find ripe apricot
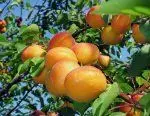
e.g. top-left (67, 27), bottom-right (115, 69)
top-left (33, 67), bottom-right (50, 84)
top-left (45, 60), bottom-right (79, 96)
top-left (111, 14), bottom-right (131, 34)
top-left (119, 103), bottom-right (141, 116)
top-left (0, 20), bottom-right (6, 28)
top-left (48, 32), bottom-right (76, 50)
top-left (65, 66), bottom-right (107, 102)
top-left (45, 47), bottom-right (78, 70)
top-left (21, 44), bottom-right (45, 62)
top-left (31, 110), bottom-right (45, 116)
top-left (98, 54), bottom-right (110, 68)
top-left (71, 43), bottom-right (99, 65)
top-left (0, 27), bottom-right (6, 33)
top-left (101, 26), bottom-right (123, 45)
top-left (132, 24), bottom-right (146, 43)
top-left (85, 6), bottom-right (105, 29)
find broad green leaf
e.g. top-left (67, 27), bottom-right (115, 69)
top-left (73, 101), bottom-right (90, 115)
top-left (140, 22), bottom-right (150, 42)
top-left (15, 43), bottom-right (26, 53)
top-left (0, 34), bottom-right (6, 41)
top-left (128, 45), bottom-right (150, 76)
top-left (136, 77), bottom-right (149, 86)
top-left (109, 112), bottom-right (126, 116)
top-left (119, 83), bottom-right (134, 93)
top-left (92, 83), bottom-right (120, 116)
top-left (21, 24), bottom-right (40, 40)
top-left (142, 70), bottom-right (150, 80)
top-left (30, 60), bottom-right (45, 77)
top-left (96, 0), bottom-right (150, 16)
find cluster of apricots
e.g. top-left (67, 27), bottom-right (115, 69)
top-left (21, 31), bottom-right (110, 103)
top-left (0, 20), bottom-right (6, 33)
top-left (85, 6), bottom-right (146, 44)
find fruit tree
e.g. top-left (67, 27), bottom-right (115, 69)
top-left (0, 0), bottom-right (150, 116)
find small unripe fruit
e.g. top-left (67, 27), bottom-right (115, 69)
top-left (98, 54), bottom-right (110, 68)
top-left (33, 67), bottom-right (49, 84)
top-left (131, 94), bottom-right (143, 102)
top-left (71, 43), bottom-right (99, 65)
top-left (65, 66), bottom-right (107, 102)
top-left (119, 103), bottom-right (141, 116)
top-left (85, 6), bottom-right (105, 29)
top-left (101, 26), bottom-right (123, 45)
top-left (132, 24), bottom-right (146, 43)
top-left (111, 14), bottom-right (131, 34)
top-left (45, 47), bottom-right (78, 70)
top-left (48, 32), bottom-right (76, 50)
top-left (21, 45), bottom-right (45, 62)
top-left (45, 60), bottom-right (80, 96)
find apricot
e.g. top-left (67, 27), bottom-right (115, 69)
top-left (131, 94), bottom-right (143, 102)
top-left (0, 27), bottom-right (6, 33)
top-left (21, 44), bottom-right (45, 62)
top-left (101, 26), bottom-right (123, 45)
top-left (45, 60), bottom-right (80, 96)
top-left (31, 110), bottom-right (45, 116)
top-left (119, 103), bottom-right (141, 116)
top-left (85, 6), bottom-right (105, 29)
top-left (48, 32), bottom-right (76, 50)
top-left (71, 43), bottom-right (99, 65)
top-left (47, 112), bottom-right (58, 116)
top-left (65, 66), bottom-right (107, 102)
top-left (98, 54), bottom-right (110, 68)
top-left (45, 47), bottom-right (78, 69)
top-left (0, 20), bottom-right (6, 28)
top-left (132, 24), bottom-right (146, 43)
top-left (33, 67), bottom-right (50, 84)
top-left (111, 14), bottom-right (131, 34)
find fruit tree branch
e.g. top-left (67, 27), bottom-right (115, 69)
top-left (0, 71), bottom-right (29, 98)
top-left (6, 85), bottom-right (35, 116)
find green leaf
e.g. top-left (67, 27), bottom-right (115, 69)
top-left (109, 112), bottom-right (126, 116)
top-left (140, 22), bottom-right (150, 42)
top-left (0, 34), bottom-right (7, 41)
top-left (15, 43), bottom-right (27, 53)
top-left (136, 77), bottom-right (149, 86)
top-left (73, 101), bottom-right (90, 115)
top-left (119, 83), bottom-right (134, 93)
top-left (92, 83), bottom-right (120, 116)
top-left (30, 60), bottom-right (45, 77)
top-left (68, 24), bottom-right (79, 34)
top-left (128, 44), bottom-right (150, 76)
top-left (96, 0), bottom-right (150, 16)
top-left (142, 70), bottom-right (150, 80)
top-left (20, 24), bottom-right (40, 40)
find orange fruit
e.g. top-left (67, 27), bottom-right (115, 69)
top-left (45, 47), bottom-right (78, 70)
top-left (65, 66), bottom-right (107, 102)
top-left (45, 60), bottom-right (80, 96)
top-left (48, 32), bottom-right (76, 50)
top-left (85, 6), bottom-right (105, 29)
top-left (132, 24), bottom-right (146, 43)
top-left (101, 25), bottom-right (123, 45)
top-left (111, 14), bottom-right (131, 34)
top-left (21, 44), bottom-right (45, 62)
top-left (98, 54), bottom-right (110, 68)
top-left (71, 43), bottom-right (99, 65)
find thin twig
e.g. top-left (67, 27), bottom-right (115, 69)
top-left (6, 85), bottom-right (35, 116)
